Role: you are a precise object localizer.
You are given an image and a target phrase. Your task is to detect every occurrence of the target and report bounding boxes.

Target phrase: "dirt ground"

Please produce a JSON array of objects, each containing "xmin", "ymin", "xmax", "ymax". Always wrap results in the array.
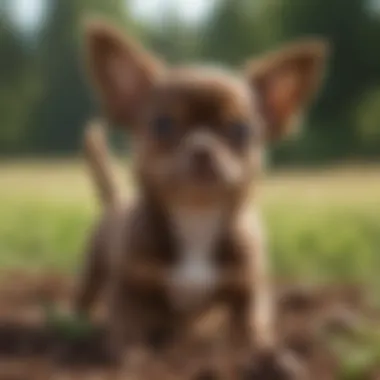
[{"xmin": 0, "ymin": 271, "xmax": 378, "ymax": 380}]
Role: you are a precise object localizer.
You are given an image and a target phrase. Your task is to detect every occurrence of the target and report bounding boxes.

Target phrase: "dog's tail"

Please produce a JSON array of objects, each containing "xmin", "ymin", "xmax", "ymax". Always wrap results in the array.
[{"xmin": 83, "ymin": 119, "xmax": 119, "ymax": 208}]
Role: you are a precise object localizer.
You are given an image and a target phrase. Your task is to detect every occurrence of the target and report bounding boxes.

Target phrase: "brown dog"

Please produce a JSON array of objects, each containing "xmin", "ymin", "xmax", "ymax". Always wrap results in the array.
[{"xmin": 76, "ymin": 18, "xmax": 328, "ymax": 377}]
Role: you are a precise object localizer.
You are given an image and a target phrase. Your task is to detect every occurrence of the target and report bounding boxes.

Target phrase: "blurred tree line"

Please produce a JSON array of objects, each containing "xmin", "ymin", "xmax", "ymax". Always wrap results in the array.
[{"xmin": 1, "ymin": 0, "xmax": 380, "ymax": 165}]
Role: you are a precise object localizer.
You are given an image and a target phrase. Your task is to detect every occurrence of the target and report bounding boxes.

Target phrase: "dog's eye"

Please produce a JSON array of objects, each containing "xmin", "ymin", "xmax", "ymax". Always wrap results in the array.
[
  {"xmin": 229, "ymin": 122, "xmax": 251, "ymax": 147},
  {"xmin": 152, "ymin": 116, "xmax": 174, "ymax": 140}
]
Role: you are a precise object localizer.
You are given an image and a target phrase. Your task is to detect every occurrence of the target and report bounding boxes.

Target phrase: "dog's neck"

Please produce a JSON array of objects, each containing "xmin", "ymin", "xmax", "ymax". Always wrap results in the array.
[
  {"xmin": 140, "ymin": 184, "xmax": 237, "ymax": 242},
  {"xmin": 166, "ymin": 205, "xmax": 224, "ymax": 310},
  {"xmin": 138, "ymin": 183, "xmax": 250, "ymax": 247},
  {"xmin": 168, "ymin": 205, "xmax": 224, "ymax": 259},
  {"xmin": 137, "ymin": 185, "xmax": 250, "ymax": 309}
]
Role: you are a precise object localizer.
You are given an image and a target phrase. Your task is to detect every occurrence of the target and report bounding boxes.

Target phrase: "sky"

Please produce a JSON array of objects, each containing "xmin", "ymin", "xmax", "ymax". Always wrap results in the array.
[
  {"xmin": 131, "ymin": 0, "xmax": 214, "ymax": 24},
  {"xmin": 10, "ymin": 0, "xmax": 44, "ymax": 29},
  {"xmin": 8, "ymin": 0, "xmax": 380, "ymax": 29},
  {"xmin": 10, "ymin": 0, "xmax": 214, "ymax": 30}
]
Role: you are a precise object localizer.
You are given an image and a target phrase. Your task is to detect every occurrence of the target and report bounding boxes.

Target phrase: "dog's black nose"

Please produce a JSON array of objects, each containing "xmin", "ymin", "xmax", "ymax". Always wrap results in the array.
[
  {"xmin": 192, "ymin": 148, "xmax": 212, "ymax": 168},
  {"xmin": 190, "ymin": 148, "xmax": 216, "ymax": 181}
]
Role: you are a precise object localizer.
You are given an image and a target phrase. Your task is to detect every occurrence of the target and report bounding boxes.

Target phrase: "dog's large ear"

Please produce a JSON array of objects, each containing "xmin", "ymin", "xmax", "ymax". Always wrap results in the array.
[
  {"xmin": 246, "ymin": 39, "xmax": 329, "ymax": 141},
  {"xmin": 85, "ymin": 18, "xmax": 164, "ymax": 127}
]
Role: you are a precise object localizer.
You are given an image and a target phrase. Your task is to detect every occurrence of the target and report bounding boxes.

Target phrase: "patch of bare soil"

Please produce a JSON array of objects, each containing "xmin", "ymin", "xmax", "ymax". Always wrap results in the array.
[{"xmin": 0, "ymin": 272, "xmax": 377, "ymax": 379}]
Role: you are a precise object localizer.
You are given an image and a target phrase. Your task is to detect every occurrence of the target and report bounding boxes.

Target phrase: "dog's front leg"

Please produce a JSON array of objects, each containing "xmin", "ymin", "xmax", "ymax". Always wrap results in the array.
[
  {"xmin": 106, "ymin": 281, "xmax": 129, "ymax": 364},
  {"xmin": 224, "ymin": 215, "xmax": 306, "ymax": 379},
  {"xmin": 224, "ymin": 244, "xmax": 274, "ymax": 354},
  {"xmin": 239, "ymin": 242, "xmax": 307, "ymax": 379},
  {"xmin": 249, "ymin": 241, "xmax": 275, "ymax": 351}
]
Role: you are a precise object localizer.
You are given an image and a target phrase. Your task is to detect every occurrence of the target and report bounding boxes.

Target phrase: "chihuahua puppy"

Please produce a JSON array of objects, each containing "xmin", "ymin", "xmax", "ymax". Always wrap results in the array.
[{"xmin": 76, "ymin": 18, "xmax": 328, "ymax": 377}]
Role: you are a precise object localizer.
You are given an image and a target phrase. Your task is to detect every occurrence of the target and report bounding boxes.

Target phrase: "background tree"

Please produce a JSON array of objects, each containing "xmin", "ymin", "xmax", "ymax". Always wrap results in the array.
[
  {"xmin": 29, "ymin": 0, "xmax": 134, "ymax": 153},
  {"xmin": 0, "ymin": 2, "xmax": 39, "ymax": 154},
  {"xmin": 1, "ymin": 0, "xmax": 380, "ymax": 164}
]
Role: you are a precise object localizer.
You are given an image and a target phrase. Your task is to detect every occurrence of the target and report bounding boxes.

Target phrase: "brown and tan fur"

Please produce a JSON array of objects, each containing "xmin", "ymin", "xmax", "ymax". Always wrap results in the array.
[{"xmin": 75, "ymin": 17, "xmax": 329, "ymax": 377}]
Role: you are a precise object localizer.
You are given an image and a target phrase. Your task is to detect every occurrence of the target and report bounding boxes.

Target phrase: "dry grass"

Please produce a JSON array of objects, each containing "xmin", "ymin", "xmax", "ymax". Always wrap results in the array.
[
  {"xmin": 0, "ymin": 160, "xmax": 379, "ymax": 284},
  {"xmin": 1, "ymin": 159, "xmax": 379, "ymax": 206}
]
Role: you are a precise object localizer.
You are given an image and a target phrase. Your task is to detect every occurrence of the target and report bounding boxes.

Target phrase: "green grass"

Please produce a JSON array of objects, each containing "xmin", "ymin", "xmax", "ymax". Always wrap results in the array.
[
  {"xmin": 0, "ymin": 197, "xmax": 93, "ymax": 271},
  {"xmin": 0, "ymin": 160, "xmax": 379, "ymax": 287},
  {"xmin": 1, "ymin": 161, "xmax": 380, "ymax": 377},
  {"xmin": 267, "ymin": 204, "xmax": 380, "ymax": 283}
]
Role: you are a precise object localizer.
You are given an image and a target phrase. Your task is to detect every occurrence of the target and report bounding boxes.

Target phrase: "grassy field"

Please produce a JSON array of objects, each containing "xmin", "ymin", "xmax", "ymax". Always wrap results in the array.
[
  {"xmin": 0, "ymin": 160, "xmax": 379, "ymax": 287},
  {"xmin": 0, "ymin": 160, "xmax": 380, "ymax": 378}
]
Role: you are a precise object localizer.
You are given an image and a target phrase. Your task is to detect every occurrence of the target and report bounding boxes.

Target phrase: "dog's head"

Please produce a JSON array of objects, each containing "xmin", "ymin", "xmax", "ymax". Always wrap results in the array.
[{"xmin": 85, "ymin": 19, "xmax": 328, "ymax": 208}]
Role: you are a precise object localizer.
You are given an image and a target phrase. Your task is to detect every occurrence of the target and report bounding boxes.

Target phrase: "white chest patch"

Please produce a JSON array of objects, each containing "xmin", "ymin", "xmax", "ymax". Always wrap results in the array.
[{"xmin": 167, "ymin": 207, "xmax": 223, "ymax": 311}]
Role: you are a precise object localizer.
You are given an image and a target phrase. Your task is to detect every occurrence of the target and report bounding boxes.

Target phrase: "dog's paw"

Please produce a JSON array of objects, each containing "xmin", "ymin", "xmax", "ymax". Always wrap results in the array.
[{"xmin": 241, "ymin": 349, "xmax": 308, "ymax": 380}]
